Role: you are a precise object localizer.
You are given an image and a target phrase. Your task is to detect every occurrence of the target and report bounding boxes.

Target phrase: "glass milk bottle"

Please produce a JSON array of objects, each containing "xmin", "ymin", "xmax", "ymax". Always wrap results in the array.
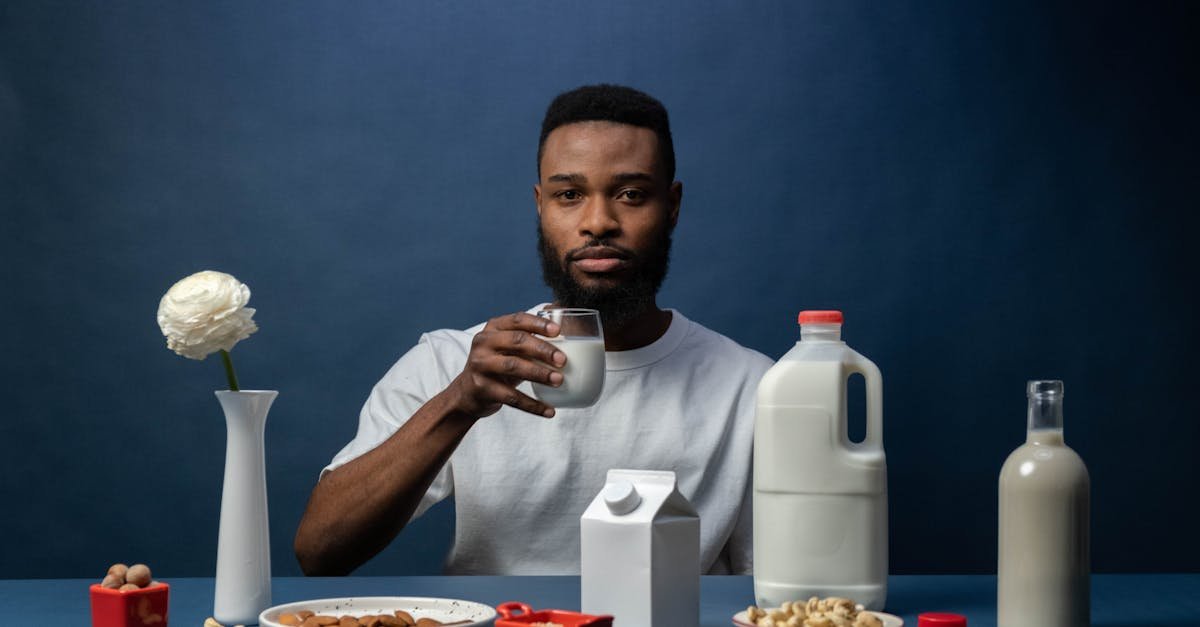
[
  {"xmin": 753, "ymin": 310, "xmax": 887, "ymax": 610},
  {"xmin": 998, "ymin": 380, "xmax": 1090, "ymax": 627}
]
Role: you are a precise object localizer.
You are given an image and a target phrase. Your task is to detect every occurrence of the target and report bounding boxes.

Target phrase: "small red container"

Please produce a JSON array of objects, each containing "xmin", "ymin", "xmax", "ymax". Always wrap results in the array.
[
  {"xmin": 90, "ymin": 583, "xmax": 170, "ymax": 627},
  {"xmin": 496, "ymin": 602, "xmax": 613, "ymax": 627}
]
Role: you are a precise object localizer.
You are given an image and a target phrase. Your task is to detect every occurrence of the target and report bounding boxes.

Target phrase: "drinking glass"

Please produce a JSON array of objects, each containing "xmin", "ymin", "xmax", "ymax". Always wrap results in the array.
[{"xmin": 531, "ymin": 308, "xmax": 605, "ymax": 409}]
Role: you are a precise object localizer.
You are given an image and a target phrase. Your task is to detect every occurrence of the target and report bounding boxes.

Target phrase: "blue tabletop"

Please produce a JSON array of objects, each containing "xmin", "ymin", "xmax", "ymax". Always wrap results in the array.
[{"xmin": 2, "ymin": 574, "xmax": 1197, "ymax": 626}]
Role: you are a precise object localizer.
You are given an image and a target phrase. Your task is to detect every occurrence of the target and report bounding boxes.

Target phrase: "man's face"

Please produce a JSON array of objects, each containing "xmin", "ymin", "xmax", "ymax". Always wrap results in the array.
[{"xmin": 534, "ymin": 121, "xmax": 682, "ymax": 329}]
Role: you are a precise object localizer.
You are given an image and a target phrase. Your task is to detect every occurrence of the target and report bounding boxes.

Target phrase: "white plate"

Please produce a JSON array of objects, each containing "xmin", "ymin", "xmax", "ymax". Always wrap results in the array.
[
  {"xmin": 259, "ymin": 596, "xmax": 496, "ymax": 627},
  {"xmin": 733, "ymin": 609, "xmax": 903, "ymax": 627}
]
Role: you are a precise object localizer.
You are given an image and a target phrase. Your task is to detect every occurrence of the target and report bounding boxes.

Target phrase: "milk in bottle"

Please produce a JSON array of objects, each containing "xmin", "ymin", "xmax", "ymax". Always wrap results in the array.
[
  {"xmin": 753, "ymin": 310, "xmax": 888, "ymax": 609},
  {"xmin": 998, "ymin": 380, "xmax": 1090, "ymax": 627}
]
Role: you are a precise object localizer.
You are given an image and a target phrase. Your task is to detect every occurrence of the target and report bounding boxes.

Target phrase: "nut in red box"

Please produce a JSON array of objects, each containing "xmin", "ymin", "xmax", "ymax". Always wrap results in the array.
[
  {"xmin": 90, "ymin": 582, "xmax": 169, "ymax": 627},
  {"xmin": 495, "ymin": 601, "xmax": 612, "ymax": 627}
]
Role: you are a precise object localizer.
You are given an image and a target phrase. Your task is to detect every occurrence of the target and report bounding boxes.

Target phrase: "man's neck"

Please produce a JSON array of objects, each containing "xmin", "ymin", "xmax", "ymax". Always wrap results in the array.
[{"xmin": 599, "ymin": 306, "xmax": 673, "ymax": 352}]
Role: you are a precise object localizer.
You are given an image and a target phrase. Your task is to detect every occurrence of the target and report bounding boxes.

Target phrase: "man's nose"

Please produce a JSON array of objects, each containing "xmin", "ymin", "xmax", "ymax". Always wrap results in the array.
[{"xmin": 578, "ymin": 197, "xmax": 621, "ymax": 239}]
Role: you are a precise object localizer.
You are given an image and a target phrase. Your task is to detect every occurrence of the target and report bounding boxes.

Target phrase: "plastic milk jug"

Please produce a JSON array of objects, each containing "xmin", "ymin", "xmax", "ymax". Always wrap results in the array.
[
  {"xmin": 753, "ymin": 310, "xmax": 888, "ymax": 609},
  {"xmin": 581, "ymin": 469, "xmax": 700, "ymax": 627},
  {"xmin": 998, "ymin": 380, "xmax": 1090, "ymax": 627}
]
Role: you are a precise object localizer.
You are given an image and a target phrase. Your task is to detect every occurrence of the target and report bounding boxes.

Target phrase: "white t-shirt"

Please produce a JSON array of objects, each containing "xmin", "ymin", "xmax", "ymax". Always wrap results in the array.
[{"xmin": 324, "ymin": 306, "xmax": 773, "ymax": 575}]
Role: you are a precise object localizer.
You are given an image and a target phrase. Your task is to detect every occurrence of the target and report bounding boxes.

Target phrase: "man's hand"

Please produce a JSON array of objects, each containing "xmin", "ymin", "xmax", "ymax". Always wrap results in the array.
[{"xmin": 446, "ymin": 312, "xmax": 567, "ymax": 418}]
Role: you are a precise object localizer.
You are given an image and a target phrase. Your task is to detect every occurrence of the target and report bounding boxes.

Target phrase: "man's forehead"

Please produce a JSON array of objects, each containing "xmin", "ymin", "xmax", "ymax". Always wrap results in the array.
[{"xmin": 540, "ymin": 121, "xmax": 663, "ymax": 178}]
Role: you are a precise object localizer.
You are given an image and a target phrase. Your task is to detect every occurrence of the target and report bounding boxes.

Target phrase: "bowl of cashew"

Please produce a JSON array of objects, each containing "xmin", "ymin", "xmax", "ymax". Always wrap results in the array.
[{"xmin": 733, "ymin": 596, "xmax": 902, "ymax": 627}]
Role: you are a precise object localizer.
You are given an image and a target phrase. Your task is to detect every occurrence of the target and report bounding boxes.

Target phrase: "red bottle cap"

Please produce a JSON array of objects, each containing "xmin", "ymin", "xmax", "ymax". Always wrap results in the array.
[
  {"xmin": 798, "ymin": 310, "xmax": 844, "ymax": 325},
  {"xmin": 918, "ymin": 612, "xmax": 967, "ymax": 627}
]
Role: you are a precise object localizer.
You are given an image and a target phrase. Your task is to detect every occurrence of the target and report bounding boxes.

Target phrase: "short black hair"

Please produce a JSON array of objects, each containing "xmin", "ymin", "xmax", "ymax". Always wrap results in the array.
[{"xmin": 537, "ymin": 84, "xmax": 675, "ymax": 181}]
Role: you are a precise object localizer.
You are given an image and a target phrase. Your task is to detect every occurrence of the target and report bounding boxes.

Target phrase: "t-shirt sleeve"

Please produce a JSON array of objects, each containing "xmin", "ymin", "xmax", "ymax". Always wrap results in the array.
[{"xmin": 320, "ymin": 334, "xmax": 455, "ymax": 521}]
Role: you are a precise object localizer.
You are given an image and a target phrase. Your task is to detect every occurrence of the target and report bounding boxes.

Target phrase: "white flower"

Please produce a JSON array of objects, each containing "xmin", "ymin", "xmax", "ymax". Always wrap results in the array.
[{"xmin": 157, "ymin": 270, "xmax": 258, "ymax": 360}]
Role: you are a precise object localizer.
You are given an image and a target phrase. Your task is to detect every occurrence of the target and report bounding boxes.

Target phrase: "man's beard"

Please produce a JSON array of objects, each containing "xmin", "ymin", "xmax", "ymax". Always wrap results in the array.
[{"xmin": 537, "ymin": 224, "xmax": 672, "ymax": 331}]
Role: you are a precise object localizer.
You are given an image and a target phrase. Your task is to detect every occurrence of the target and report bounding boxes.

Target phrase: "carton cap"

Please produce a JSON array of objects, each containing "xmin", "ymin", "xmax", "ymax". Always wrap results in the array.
[{"xmin": 602, "ymin": 480, "xmax": 642, "ymax": 515}]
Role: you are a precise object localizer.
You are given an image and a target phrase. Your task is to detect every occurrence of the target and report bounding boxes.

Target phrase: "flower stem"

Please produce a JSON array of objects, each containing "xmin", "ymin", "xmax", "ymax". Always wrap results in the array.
[{"xmin": 220, "ymin": 350, "xmax": 240, "ymax": 391}]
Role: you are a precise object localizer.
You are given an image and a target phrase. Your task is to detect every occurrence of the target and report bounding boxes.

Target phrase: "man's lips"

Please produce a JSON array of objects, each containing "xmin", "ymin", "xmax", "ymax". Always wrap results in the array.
[
  {"xmin": 569, "ymin": 247, "xmax": 630, "ymax": 274},
  {"xmin": 575, "ymin": 258, "xmax": 626, "ymax": 272}
]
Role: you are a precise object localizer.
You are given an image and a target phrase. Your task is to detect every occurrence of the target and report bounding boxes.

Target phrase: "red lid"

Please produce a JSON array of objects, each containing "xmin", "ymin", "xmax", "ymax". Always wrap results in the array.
[
  {"xmin": 798, "ymin": 310, "xmax": 844, "ymax": 325},
  {"xmin": 918, "ymin": 612, "xmax": 967, "ymax": 627}
]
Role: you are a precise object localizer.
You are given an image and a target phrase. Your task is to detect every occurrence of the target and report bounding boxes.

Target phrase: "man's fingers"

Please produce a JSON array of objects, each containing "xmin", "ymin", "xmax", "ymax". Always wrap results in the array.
[
  {"xmin": 483, "ymin": 380, "xmax": 555, "ymax": 418},
  {"xmin": 499, "ymin": 331, "xmax": 566, "ymax": 367},
  {"xmin": 485, "ymin": 311, "xmax": 560, "ymax": 338},
  {"xmin": 474, "ymin": 328, "xmax": 566, "ymax": 368},
  {"xmin": 476, "ymin": 312, "xmax": 566, "ymax": 367},
  {"xmin": 483, "ymin": 354, "xmax": 563, "ymax": 387},
  {"xmin": 461, "ymin": 312, "xmax": 570, "ymax": 421}
]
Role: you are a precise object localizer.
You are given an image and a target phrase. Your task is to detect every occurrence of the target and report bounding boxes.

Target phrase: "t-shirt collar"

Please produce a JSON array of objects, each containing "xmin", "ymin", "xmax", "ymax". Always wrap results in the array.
[{"xmin": 529, "ymin": 303, "xmax": 689, "ymax": 371}]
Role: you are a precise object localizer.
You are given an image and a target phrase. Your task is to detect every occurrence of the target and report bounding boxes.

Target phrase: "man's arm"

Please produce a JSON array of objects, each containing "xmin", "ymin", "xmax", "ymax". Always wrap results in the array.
[{"xmin": 293, "ymin": 312, "xmax": 566, "ymax": 576}]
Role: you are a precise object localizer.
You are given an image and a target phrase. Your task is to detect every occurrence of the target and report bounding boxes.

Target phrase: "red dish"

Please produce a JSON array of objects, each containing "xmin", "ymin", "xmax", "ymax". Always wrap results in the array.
[
  {"xmin": 90, "ymin": 582, "xmax": 170, "ymax": 627},
  {"xmin": 495, "ymin": 602, "xmax": 613, "ymax": 627}
]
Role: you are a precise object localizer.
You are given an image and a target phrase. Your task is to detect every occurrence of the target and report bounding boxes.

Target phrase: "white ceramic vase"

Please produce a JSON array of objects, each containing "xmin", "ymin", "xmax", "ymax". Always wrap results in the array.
[{"xmin": 213, "ymin": 390, "xmax": 276, "ymax": 625}]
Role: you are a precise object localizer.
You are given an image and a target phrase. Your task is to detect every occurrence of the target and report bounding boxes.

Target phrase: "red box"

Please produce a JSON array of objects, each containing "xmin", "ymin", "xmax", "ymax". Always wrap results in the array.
[
  {"xmin": 495, "ymin": 601, "xmax": 613, "ymax": 627},
  {"xmin": 90, "ymin": 583, "xmax": 170, "ymax": 627}
]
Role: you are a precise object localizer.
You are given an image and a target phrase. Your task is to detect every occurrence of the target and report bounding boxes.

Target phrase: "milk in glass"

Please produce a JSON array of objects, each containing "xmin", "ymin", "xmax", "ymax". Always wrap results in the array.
[
  {"xmin": 531, "ymin": 308, "xmax": 605, "ymax": 409},
  {"xmin": 532, "ymin": 337, "xmax": 605, "ymax": 408}
]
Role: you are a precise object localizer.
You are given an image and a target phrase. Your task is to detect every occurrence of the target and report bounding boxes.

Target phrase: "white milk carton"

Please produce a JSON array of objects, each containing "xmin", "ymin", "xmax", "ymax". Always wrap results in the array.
[{"xmin": 581, "ymin": 469, "xmax": 699, "ymax": 627}]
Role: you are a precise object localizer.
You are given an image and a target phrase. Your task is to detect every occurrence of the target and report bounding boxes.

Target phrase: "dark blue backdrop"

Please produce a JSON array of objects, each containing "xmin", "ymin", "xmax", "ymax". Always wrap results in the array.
[{"xmin": 1, "ymin": 2, "xmax": 1196, "ymax": 578}]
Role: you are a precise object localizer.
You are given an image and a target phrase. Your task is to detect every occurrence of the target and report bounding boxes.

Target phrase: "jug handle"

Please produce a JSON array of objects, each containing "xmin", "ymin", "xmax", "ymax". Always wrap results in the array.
[
  {"xmin": 496, "ymin": 602, "xmax": 533, "ymax": 618},
  {"xmin": 847, "ymin": 355, "xmax": 883, "ymax": 449}
]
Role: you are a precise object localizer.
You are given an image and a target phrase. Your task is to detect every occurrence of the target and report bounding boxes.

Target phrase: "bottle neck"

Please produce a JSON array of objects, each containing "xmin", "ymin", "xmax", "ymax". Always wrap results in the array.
[
  {"xmin": 1027, "ymin": 429, "xmax": 1065, "ymax": 445},
  {"xmin": 800, "ymin": 323, "xmax": 842, "ymax": 342},
  {"xmin": 1026, "ymin": 380, "xmax": 1065, "ymax": 441}
]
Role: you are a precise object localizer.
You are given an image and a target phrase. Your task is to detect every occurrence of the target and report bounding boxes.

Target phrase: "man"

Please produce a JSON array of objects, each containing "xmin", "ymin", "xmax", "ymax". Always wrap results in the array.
[{"xmin": 294, "ymin": 84, "xmax": 772, "ymax": 576}]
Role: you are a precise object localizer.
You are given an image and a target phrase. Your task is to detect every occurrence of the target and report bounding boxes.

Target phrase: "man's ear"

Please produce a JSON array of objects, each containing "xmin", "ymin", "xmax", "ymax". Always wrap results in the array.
[
  {"xmin": 668, "ymin": 180, "xmax": 683, "ymax": 228},
  {"xmin": 534, "ymin": 183, "xmax": 543, "ymax": 217}
]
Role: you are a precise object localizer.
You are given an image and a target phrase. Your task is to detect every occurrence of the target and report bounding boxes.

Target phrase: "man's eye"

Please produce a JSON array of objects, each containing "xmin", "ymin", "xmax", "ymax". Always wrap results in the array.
[
  {"xmin": 557, "ymin": 190, "xmax": 581, "ymax": 201},
  {"xmin": 619, "ymin": 189, "xmax": 646, "ymax": 201}
]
